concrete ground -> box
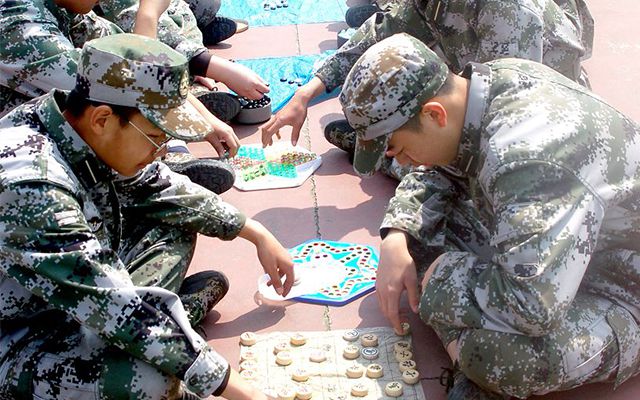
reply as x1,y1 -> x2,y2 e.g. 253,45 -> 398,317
187,1 -> 640,398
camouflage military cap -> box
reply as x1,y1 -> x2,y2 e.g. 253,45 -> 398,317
339,33 -> 448,176
75,33 -> 208,142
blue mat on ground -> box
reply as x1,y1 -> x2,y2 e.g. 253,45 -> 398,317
237,51 -> 338,112
219,0 -> 347,27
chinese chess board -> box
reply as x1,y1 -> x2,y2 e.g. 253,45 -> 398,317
289,240 -> 379,306
229,143 -> 322,191
238,327 -> 426,400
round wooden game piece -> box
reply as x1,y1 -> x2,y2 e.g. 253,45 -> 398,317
240,369 -> 257,380
293,274 -> 302,286
350,383 -> 369,397
395,349 -> 413,362
239,360 -> 258,372
240,331 -> 257,346
385,381 -> 404,397
397,322 -> 411,336
240,349 -> 258,362
309,349 -> 327,363
273,341 -> 291,355
361,347 -> 379,360
291,367 -> 310,382
290,332 -> 307,346
343,345 -> 360,360
394,340 -> 411,354
342,329 -> 360,342
276,385 -> 296,400
327,393 -> 349,400
402,369 -> 420,385
276,350 -> 293,366
345,364 -> 364,378
295,384 -> 313,400
398,359 -> 417,372
360,333 -> 378,347
366,363 -> 384,378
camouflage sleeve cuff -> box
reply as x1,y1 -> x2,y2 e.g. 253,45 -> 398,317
183,346 -> 230,397
189,49 -> 212,76
314,56 -> 347,93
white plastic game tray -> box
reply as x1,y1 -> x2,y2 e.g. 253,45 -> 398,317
230,142 -> 322,191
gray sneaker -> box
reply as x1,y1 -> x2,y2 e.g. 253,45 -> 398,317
345,4 -> 380,27
324,119 -> 356,160
162,152 -> 235,194
179,270 -> 229,326
194,91 -> 241,123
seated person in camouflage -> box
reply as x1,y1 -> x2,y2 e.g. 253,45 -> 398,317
0,34 -> 291,400
340,33 -> 640,399
0,0 -> 267,193
261,0 -> 594,180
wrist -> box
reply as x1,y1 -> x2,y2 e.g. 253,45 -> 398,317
238,219 -> 268,245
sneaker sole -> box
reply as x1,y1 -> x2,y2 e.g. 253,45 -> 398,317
196,92 -> 241,123
167,159 -> 236,194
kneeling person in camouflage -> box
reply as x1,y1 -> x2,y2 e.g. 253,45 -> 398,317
341,33 -> 640,399
0,33 -> 292,400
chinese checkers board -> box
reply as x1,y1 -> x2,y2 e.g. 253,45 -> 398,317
237,327 -> 426,399
258,240 -> 379,306
229,143 -> 322,191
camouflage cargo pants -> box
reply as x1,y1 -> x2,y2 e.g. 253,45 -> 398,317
404,178 -> 640,398
0,226 -> 196,400
185,0 -> 222,28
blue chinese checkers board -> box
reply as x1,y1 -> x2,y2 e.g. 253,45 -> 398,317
289,240 -> 379,306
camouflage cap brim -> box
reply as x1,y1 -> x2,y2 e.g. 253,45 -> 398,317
140,99 -> 210,142
353,135 -> 389,177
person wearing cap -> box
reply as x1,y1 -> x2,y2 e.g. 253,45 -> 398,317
340,33 -> 640,399
0,0 -> 267,193
0,33 -> 291,400
261,0 -> 594,180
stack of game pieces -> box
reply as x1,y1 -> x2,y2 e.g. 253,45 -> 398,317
236,95 -> 272,124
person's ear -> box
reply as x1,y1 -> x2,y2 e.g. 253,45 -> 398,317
88,105 -> 115,137
421,101 -> 447,127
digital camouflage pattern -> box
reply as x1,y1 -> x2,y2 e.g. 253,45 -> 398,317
340,33 -> 448,176
0,90 -> 247,398
317,0 -> 594,91
0,0 -> 209,117
97,0 -> 208,60
371,50 -> 640,396
184,0 -> 221,28
76,33 -> 209,141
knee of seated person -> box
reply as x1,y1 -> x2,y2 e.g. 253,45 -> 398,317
101,354 -> 182,399
458,329 -> 564,398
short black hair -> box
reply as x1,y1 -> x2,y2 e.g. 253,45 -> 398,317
399,72 -> 455,132
65,88 -> 139,126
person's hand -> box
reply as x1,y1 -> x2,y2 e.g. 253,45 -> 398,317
193,75 -> 219,91
376,229 -> 420,335
260,77 -> 326,147
203,117 -> 240,157
134,0 -> 171,38
207,56 -> 269,99
260,93 -> 309,147
238,219 -> 295,297
187,93 -> 241,157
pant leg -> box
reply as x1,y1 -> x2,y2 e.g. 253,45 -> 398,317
453,293 -> 632,399
119,224 -> 197,293
185,0 -> 222,28
0,314 -> 181,400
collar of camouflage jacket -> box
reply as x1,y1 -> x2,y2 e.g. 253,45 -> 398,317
35,90 -> 116,188
453,62 -> 490,177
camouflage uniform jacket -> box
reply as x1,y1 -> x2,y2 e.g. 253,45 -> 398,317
0,91 -> 247,397
0,0 -> 207,116
384,60 -> 640,336
316,0 -> 593,91
96,0 -> 207,61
